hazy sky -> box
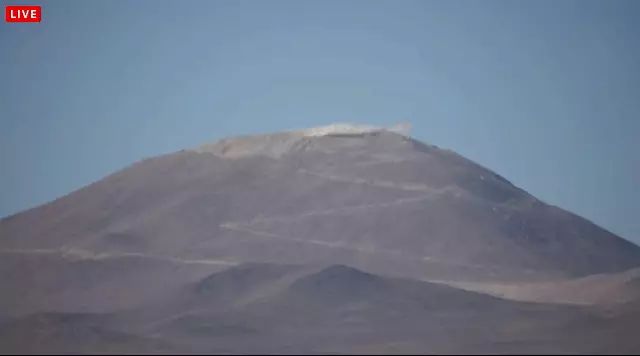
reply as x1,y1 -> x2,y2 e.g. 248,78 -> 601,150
1,0 -> 639,244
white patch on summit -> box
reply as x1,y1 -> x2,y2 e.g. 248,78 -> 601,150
302,122 -> 412,137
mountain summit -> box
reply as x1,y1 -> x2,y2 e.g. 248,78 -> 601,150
192,122 -> 413,158
1,124 -> 639,353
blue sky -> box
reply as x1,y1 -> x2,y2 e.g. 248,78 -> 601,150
1,0 -> 639,244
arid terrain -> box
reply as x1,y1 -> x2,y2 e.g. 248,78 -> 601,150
1,125 -> 639,354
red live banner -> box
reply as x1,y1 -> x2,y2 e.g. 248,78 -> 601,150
5,6 -> 41,23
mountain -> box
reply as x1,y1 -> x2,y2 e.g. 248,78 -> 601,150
1,123 -> 639,354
